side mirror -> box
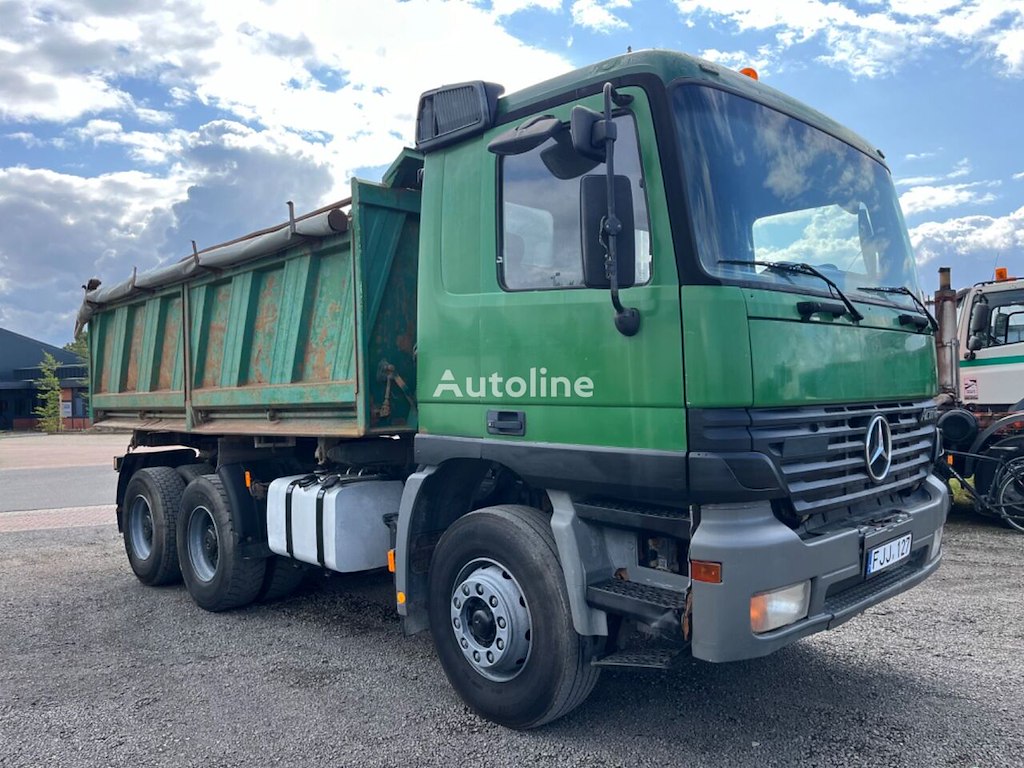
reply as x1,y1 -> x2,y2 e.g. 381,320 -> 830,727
969,301 -> 991,334
580,174 -> 635,289
967,335 -> 985,352
570,106 -> 611,162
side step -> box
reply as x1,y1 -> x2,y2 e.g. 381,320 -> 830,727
586,578 -> 687,625
575,498 -> 691,538
592,648 -> 684,669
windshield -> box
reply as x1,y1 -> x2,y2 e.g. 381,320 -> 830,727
673,85 -> 921,308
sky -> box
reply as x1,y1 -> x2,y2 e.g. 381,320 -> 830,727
1,0 -> 1022,347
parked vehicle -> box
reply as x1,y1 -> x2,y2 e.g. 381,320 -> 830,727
934,266 -> 1024,531
78,50 -> 948,728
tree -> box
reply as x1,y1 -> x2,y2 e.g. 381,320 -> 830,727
63,332 -> 90,409
33,352 -> 63,434
63,334 -> 88,363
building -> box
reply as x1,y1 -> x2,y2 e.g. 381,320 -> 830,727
0,327 -> 89,431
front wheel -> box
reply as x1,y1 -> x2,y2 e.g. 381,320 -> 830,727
427,505 -> 601,729
176,475 -> 265,611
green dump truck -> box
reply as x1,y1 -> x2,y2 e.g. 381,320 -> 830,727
78,50 -> 948,729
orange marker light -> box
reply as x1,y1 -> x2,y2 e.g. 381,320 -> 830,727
691,560 -> 723,583
739,67 -> 759,81
387,548 -> 396,573
995,267 -> 1009,281
750,596 -> 767,630
396,591 -> 406,605
244,470 -> 252,488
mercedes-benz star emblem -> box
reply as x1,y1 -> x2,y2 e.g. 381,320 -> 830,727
865,414 -> 893,483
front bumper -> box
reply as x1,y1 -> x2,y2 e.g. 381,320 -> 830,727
688,474 -> 948,662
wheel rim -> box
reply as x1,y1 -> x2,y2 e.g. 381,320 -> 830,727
127,495 -> 154,561
187,505 -> 219,582
449,558 -> 532,682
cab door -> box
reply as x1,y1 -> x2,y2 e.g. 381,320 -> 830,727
419,86 -> 685,463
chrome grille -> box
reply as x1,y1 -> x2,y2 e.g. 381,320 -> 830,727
748,400 -> 936,519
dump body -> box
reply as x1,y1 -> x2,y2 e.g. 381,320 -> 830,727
86,173 -> 421,437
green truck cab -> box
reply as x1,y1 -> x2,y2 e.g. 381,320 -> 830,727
80,50 -> 948,729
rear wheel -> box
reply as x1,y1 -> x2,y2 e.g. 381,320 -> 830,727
177,475 -> 265,611
994,458 -> 1024,533
428,505 -> 601,729
123,467 -> 186,585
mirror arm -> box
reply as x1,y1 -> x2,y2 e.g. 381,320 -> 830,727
600,82 -> 640,337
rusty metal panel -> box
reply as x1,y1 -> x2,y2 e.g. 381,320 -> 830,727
352,180 -> 420,433
186,235 -> 361,432
89,179 -> 420,438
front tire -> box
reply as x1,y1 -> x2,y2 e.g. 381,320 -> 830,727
123,467 -> 186,586
427,505 -> 601,729
177,475 -> 265,611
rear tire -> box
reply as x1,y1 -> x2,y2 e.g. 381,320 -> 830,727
427,505 -> 601,729
123,467 -> 186,586
177,474 -> 265,611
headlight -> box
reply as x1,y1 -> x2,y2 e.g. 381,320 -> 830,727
750,581 -> 810,634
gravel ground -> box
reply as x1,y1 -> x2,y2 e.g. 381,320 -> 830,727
0,507 -> 1022,767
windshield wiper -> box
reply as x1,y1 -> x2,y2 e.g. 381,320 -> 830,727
857,286 -> 938,331
718,260 -> 864,322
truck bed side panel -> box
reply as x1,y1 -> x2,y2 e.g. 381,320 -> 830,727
89,179 -> 421,438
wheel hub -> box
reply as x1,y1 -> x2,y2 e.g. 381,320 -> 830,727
127,496 -> 154,560
187,505 -> 219,583
450,559 -> 532,682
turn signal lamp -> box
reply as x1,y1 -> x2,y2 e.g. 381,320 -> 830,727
750,581 -> 810,633
691,560 -> 722,583
387,548 -> 396,573
739,67 -> 759,80
995,267 -> 1009,281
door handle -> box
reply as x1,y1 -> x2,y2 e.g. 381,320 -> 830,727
487,410 -> 526,436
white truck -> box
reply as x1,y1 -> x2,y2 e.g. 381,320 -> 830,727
934,265 -> 1024,531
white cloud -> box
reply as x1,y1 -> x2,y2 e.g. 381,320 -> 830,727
1014,171 -> 1024,180
672,1 -> 1024,78
72,119 -> 190,165
6,131 -> 46,148
900,181 -> 999,216
947,158 -> 972,179
905,151 -> 937,161
571,0 -> 631,33
910,204 -> 1024,285
697,47 -> 773,75
895,175 -> 941,187
490,0 -> 563,16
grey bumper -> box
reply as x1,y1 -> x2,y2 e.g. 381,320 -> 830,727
689,474 -> 949,663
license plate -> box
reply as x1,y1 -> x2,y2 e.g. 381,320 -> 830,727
866,533 -> 912,576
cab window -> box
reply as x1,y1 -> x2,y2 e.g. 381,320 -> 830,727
499,113 -> 651,291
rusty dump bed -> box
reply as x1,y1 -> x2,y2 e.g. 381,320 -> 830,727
82,154 -> 422,438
